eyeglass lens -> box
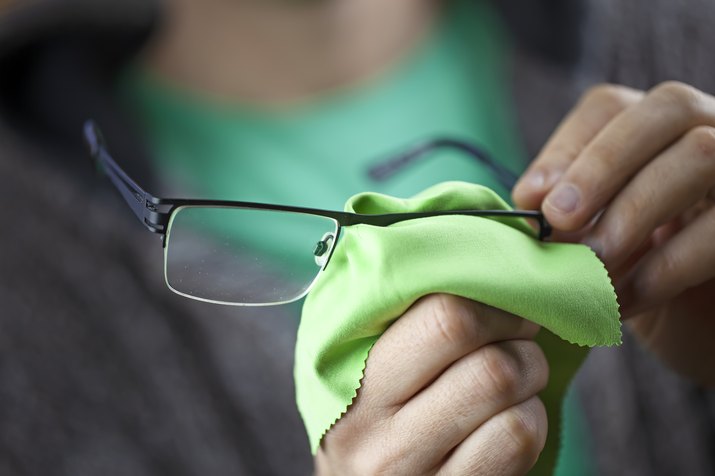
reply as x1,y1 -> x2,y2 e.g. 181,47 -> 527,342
164,206 -> 338,305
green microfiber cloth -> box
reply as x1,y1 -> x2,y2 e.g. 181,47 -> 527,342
295,181 -> 620,468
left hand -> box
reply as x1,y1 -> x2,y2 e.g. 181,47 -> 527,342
512,82 -> 715,385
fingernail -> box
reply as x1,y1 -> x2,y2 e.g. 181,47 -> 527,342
545,183 -> 580,214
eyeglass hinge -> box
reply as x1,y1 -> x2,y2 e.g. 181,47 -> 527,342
142,199 -> 169,235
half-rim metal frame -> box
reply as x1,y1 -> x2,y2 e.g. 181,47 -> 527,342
84,119 -> 552,306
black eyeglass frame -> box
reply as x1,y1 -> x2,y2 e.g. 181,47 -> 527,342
84,120 -> 551,275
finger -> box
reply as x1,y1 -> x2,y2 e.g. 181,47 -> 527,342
389,340 -> 547,468
437,396 -> 547,476
362,294 -> 539,408
615,203 -> 715,316
542,81 -> 715,231
513,84 -> 643,209
583,125 -> 715,270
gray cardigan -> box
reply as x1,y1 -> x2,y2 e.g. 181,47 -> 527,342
1,0 -> 714,475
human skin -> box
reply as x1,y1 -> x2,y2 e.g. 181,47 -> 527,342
141,0 -> 439,105
145,2 -> 553,474
314,294 -> 549,475
144,1 -> 715,473
513,82 -> 715,386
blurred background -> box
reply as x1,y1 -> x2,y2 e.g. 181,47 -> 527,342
1,0 -> 715,475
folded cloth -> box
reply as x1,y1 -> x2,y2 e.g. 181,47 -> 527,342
295,181 -> 621,454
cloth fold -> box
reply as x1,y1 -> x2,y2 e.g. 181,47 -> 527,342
295,181 -> 621,454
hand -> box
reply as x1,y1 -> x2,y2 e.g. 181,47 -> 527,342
314,294 -> 548,476
513,82 -> 715,385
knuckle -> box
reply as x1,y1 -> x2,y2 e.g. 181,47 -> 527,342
322,417 -> 362,455
650,81 -> 703,115
545,141 -> 583,164
421,294 -> 476,347
478,346 -> 520,397
346,440 -> 396,476
686,125 -> 715,159
634,249 -> 681,301
498,402 -> 545,464
354,456 -> 392,476
588,139 -> 621,171
651,248 -> 683,286
322,429 -> 380,475
583,83 -> 638,113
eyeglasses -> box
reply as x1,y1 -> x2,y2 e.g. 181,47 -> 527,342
84,120 -> 550,306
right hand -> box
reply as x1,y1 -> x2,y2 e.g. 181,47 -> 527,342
314,294 -> 549,475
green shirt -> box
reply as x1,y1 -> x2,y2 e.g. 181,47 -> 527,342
119,1 -> 595,474
119,0 -> 525,208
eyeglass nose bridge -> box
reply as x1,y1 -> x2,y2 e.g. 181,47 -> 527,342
313,232 -> 336,268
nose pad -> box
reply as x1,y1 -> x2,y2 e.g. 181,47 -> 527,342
313,232 -> 336,268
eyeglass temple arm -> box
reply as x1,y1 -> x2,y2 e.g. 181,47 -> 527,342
83,120 -> 168,234
367,138 -> 519,192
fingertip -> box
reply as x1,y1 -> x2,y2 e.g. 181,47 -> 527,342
542,183 -> 589,231
511,187 -> 540,211
512,174 -> 546,210
513,168 -> 564,210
